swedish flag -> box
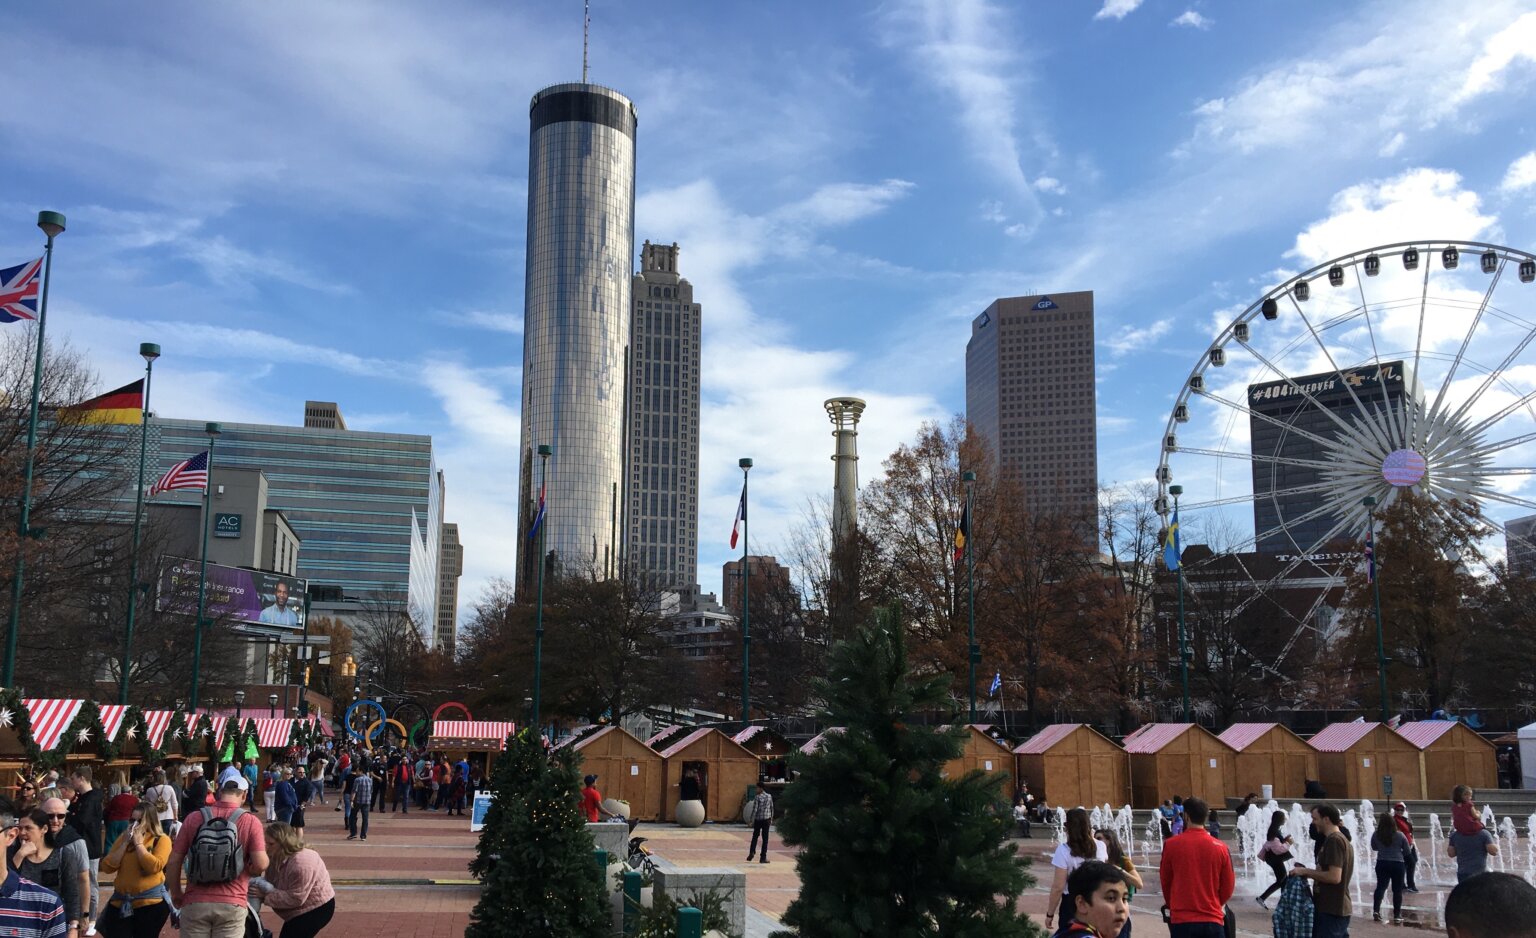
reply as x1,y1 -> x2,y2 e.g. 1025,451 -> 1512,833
1163,508 -> 1182,571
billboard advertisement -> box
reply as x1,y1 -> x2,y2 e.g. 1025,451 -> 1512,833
157,558 -> 307,631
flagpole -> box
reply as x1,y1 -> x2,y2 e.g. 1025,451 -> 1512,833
188,423 -> 221,711
532,444 -> 552,732
964,470 -> 977,724
1170,485 -> 1190,723
120,344 -> 161,704
739,457 -> 753,731
5,212 -> 65,689
1365,495 -> 1388,722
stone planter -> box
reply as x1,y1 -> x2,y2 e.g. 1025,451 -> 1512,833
602,798 -> 631,819
675,798 -> 705,828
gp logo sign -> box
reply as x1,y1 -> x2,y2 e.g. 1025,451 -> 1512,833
1032,296 -> 1058,310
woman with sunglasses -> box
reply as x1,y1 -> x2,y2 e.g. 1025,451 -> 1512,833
12,808 -> 85,936
96,801 -> 172,938
14,781 -> 38,815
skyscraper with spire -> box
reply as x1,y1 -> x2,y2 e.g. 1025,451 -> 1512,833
516,82 -> 638,597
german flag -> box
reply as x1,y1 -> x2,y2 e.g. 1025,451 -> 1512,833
953,502 -> 970,563
60,379 -> 144,425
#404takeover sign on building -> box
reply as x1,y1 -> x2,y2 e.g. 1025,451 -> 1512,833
157,557 -> 307,631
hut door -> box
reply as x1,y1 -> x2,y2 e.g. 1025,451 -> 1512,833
684,760 -> 709,808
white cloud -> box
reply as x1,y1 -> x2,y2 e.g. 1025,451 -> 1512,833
1455,10 -> 1536,102
1034,176 -> 1067,194
438,309 -> 524,334
1170,11 -> 1212,29
1379,132 -> 1406,157
1102,318 -> 1174,357
1501,152 -> 1536,194
883,0 -> 1046,230
979,200 -> 1007,223
1288,168 -> 1495,266
1096,0 -> 1145,21
778,179 -> 916,226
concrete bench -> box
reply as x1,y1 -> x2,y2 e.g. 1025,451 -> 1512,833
652,856 -> 746,937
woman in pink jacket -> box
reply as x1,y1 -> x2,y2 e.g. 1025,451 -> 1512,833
255,822 -> 336,938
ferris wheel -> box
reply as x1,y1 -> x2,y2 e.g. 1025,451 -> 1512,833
1155,240 -> 1536,675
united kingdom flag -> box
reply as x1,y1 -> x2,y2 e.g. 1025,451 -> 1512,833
0,258 -> 43,324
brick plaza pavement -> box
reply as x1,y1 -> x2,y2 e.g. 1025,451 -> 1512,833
105,808 -> 1473,937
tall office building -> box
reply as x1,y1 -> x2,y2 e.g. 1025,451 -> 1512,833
516,82 -> 638,597
1249,361 -> 1411,554
1505,514 -> 1536,575
436,522 -> 463,657
625,241 -> 700,590
965,292 -> 1099,528
149,404 -> 440,625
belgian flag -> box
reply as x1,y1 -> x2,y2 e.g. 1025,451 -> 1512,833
953,502 -> 970,563
59,379 -> 144,425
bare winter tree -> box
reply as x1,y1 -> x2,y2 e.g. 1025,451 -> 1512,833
351,591 -> 428,697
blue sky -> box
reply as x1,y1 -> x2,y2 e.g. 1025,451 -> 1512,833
3,0 -> 1536,610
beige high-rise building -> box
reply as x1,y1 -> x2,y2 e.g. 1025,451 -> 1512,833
625,241 -> 700,590
435,522 -> 462,657
965,292 -> 1098,529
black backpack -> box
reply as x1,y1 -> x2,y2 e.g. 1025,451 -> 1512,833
186,807 -> 246,884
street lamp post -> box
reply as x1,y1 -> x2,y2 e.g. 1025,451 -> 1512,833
5,211 -> 66,688
1364,496 -> 1389,722
1170,485 -> 1191,723
963,470 -> 977,723
738,458 -> 752,731
234,689 -> 245,721
120,342 -> 161,704
268,693 -> 279,718
187,421 -> 222,710
531,444 -> 552,732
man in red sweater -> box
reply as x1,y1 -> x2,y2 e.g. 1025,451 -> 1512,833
1158,797 -> 1234,937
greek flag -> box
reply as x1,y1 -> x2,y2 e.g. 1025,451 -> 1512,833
988,672 -> 1002,697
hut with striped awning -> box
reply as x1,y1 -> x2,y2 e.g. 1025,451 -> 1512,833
1395,721 -> 1496,797
560,725 -> 664,820
732,725 -> 793,782
1218,723 -> 1317,801
427,719 -> 518,779
1308,722 -> 1424,801
1124,723 -> 1237,808
1013,724 -> 1129,809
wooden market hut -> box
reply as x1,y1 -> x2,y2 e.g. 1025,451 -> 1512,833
942,725 -> 1016,804
656,728 -> 760,822
732,726 -> 793,782
1308,722 -> 1424,801
1013,724 -> 1129,808
1218,723 -> 1318,801
1396,721 -> 1497,797
563,726 -> 664,821
799,727 -> 843,755
1124,723 -> 1236,809
426,719 -> 518,780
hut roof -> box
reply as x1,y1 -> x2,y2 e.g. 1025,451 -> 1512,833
428,720 -> 517,750
1123,722 -> 1203,754
1308,722 -> 1382,752
1014,723 -> 1084,754
1395,720 -> 1489,749
801,727 -> 844,754
657,727 -> 714,759
21,699 -> 84,750
1218,722 -> 1287,751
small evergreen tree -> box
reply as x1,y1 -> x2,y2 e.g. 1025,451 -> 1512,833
468,729 -> 609,938
771,611 -> 1041,938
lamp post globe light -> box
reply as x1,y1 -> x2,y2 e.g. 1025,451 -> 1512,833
234,689 -> 245,720
120,341 -> 161,704
5,211 -> 66,688
269,693 -> 279,717
187,421 -> 221,710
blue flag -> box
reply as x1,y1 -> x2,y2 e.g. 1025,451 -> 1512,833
528,484 -> 546,541
1163,508 -> 1182,571
988,672 -> 1002,697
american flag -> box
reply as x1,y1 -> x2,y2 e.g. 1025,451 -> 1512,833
150,450 -> 210,495
0,258 -> 43,324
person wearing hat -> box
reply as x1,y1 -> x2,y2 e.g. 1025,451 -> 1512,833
168,776 -> 268,938
181,766 -> 209,823
0,807 -> 68,938
580,776 -> 618,824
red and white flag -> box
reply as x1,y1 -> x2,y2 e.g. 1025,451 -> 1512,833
729,485 -> 747,548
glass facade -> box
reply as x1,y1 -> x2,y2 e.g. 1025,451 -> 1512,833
147,418 -> 440,622
517,83 -> 637,592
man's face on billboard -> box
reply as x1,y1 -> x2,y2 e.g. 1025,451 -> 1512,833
274,581 -> 289,606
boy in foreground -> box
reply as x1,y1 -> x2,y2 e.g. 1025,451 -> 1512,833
1052,860 -> 1131,938
1444,871 -> 1536,938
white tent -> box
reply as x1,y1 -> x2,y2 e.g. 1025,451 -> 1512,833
1519,722 -> 1536,790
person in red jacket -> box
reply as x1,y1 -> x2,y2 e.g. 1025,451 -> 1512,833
1157,797 -> 1234,937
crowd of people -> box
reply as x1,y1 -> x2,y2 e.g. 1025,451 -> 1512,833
1038,785 -> 1536,938
0,742 -> 488,938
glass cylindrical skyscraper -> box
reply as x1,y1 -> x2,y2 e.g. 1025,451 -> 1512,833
517,83 -> 637,594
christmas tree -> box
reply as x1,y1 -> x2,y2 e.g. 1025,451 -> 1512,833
771,611 -> 1041,938
468,728 -> 609,938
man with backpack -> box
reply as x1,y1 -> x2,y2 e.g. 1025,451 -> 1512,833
167,776 -> 268,938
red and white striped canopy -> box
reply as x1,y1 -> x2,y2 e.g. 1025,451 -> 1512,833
97,705 -> 129,742
429,720 -> 517,750
246,719 -> 296,749
22,699 -> 84,751
140,711 -> 176,748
